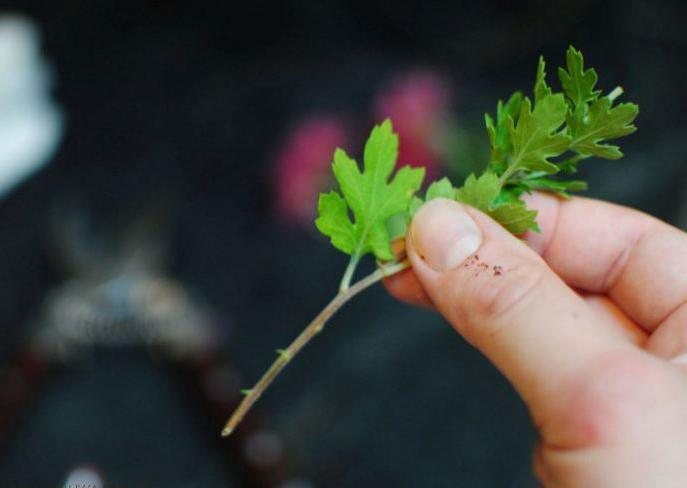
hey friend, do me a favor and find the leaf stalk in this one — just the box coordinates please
[339,251,361,292]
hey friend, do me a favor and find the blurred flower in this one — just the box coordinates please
[0,15,63,197]
[374,70,452,180]
[272,72,455,228]
[272,116,348,226]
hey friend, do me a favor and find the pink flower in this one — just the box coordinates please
[272,116,349,225]
[374,71,452,179]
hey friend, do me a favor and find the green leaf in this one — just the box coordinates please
[486,91,522,174]
[556,154,588,174]
[454,172,538,233]
[557,46,639,161]
[386,212,410,241]
[534,56,552,104]
[494,184,527,205]
[501,92,523,122]
[569,97,639,159]
[456,172,500,212]
[490,202,539,234]
[406,178,456,220]
[388,178,457,239]
[508,95,571,174]
[315,119,425,260]
[425,177,456,201]
[558,46,601,108]
[408,196,424,217]
[315,191,357,254]
[519,177,588,197]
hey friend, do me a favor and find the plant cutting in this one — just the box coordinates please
[222,46,639,437]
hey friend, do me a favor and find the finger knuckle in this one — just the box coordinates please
[556,351,673,447]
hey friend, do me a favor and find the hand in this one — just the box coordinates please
[385,194,687,487]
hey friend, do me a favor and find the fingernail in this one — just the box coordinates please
[410,198,482,272]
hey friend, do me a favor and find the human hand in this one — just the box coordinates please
[385,194,687,487]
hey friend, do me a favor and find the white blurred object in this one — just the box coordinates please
[63,465,105,488]
[0,14,62,197]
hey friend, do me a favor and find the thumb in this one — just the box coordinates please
[407,198,630,422]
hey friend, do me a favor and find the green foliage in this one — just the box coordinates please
[455,173,500,212]
[315,119,425,261]
[489,202,540,234]
[485,91,522,174]
[453,172,537,234]
[410,177,457,216]
[568,97,638,159]
[558,46,639,166]
[317,46,638,255]
[478,45,638,229]
[558,46,600,107]
[387,177,456,241]
[508,94,571,174]
[534,56,553,103]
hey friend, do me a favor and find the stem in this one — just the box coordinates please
[339,252,361,292]
[221,259,410,437]
[498,165,517,186]
[607,86,623,102]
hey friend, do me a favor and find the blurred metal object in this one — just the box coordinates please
[37,274,214,353]
[32,197,214,358]
[0,200,305,487]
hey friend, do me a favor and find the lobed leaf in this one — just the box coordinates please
[569,97,639,159]
[455,173,500,212]
[316,119,424,260]
[558,46,601,108]
[508,94,571,174]
[534,56,553,103]
[489,201,539,234]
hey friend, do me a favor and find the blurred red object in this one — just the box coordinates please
[273,116,349,225]
[374,70,452,180]
[273,72,453,227]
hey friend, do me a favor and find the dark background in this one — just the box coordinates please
[0,0,685,486]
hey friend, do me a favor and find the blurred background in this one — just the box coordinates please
[0,0,684,486]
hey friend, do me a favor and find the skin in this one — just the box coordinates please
[385,192,687,487]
